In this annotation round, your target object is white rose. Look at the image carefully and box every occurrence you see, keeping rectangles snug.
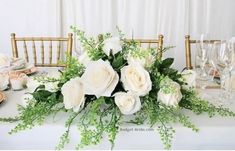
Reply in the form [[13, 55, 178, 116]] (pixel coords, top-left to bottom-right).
[[181, 70, 196, 88], [81, 59, 119, 98], [114, 92, 141, 115], [0, 54, 10, 69], [121, 63, 152, 96], [157, 78, 182, 107], [103, 37, 122, 56], [61, 77, 85, 112], [0, 73, 9, 90]]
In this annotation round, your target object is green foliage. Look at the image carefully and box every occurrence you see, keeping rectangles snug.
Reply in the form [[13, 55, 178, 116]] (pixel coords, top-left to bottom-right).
[[180, 89, 235, 117], [161, 58, 174, 69], [0, 117, 19, 123], [128, 93, 199, 149], [56, 111, 80, 150], [76, 97, 122, 149], [33, 76, 60, 84], [157, 125, 175, 149], [71, 26, 107, 60], [60, 55, 84, 83], [9, 88, 63, 135]]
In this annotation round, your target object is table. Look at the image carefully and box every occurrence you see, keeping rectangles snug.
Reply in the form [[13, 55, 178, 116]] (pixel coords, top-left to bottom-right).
[[0, 69, 235, 150]]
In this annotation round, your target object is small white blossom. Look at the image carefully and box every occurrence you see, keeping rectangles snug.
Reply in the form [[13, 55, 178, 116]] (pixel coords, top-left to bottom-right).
[[103, 37, 122, 56]]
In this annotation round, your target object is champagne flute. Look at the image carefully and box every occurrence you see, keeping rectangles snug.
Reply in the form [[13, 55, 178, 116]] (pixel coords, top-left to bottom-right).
[[195, 34, 210, 89], [227, 38, 235, 67], [227, 38, 235, 98], [211, 41, 233, 103]]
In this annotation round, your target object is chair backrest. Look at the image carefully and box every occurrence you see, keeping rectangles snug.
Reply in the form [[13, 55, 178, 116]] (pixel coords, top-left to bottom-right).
[[126, 35, 164, 60], [11, 33, 73, 67], [185, 35, 220, 69]]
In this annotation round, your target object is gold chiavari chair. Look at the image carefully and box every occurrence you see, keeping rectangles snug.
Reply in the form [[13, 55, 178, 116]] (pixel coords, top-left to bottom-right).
[[126, 35, 164, 59], [185, 35, 220, 69], [11, 33, 73, 67]]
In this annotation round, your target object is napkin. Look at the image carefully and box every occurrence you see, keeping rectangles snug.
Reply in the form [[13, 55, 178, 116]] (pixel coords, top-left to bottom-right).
[[0, 53, 10, 70], [11, 58, 26, 70]]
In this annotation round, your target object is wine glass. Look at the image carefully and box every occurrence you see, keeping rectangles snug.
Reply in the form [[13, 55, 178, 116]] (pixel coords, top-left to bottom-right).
[[227, 38, 235, 98], [227, 38, 235, 67], [195, 34, 211, 89], [211, 41, 233, 103]]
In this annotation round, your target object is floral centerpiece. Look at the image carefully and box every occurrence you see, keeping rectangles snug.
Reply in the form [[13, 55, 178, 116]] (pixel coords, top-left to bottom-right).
[[1, 26, 235, 150]]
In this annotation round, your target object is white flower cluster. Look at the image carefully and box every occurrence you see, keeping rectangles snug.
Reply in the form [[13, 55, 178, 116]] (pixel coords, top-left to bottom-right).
[[61, 58, 152, 114], [61, 37, 194, 115], [62, 37, 154, 114]]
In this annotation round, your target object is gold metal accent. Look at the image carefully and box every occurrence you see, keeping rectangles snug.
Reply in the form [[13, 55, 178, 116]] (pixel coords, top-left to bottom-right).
[[126, 34, 164, 60], [185, 35, 193, 69], [32, 40, 37, 64], [158, 35, 163, 59], [49, 41, 53, 64], [11, 33, 18, 58], [23, 40, 29, 62], [57, 42, 61, 64], [67, 33, 73, 57], [11, 33, 73, 67], [41, 40, 45, 65]]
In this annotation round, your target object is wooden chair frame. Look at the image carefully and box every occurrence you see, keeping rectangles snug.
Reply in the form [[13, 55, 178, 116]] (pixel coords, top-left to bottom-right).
[[11, 33, 73, 67], [185, 35, 220, 69]]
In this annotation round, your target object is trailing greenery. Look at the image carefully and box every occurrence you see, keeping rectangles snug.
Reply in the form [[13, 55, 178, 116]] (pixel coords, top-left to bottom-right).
[[180, 89, 235, 117], [0, 28, 235, 150], [8, 86, 64, 134], [0, 117, 19, 123], [76, 97, 122, 150]]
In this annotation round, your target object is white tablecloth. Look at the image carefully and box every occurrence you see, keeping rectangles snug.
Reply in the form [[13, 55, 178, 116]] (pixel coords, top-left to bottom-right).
[[0, 70, 235, 150]]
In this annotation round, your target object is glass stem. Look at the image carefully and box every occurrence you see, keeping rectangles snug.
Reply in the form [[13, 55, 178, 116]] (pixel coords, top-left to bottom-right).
[[220, 67, 232, 101], [201, 65, 207, 77]]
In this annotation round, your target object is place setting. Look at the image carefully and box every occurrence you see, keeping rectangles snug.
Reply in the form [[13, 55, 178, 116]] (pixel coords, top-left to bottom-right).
[[0, 55, 40, 106]]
